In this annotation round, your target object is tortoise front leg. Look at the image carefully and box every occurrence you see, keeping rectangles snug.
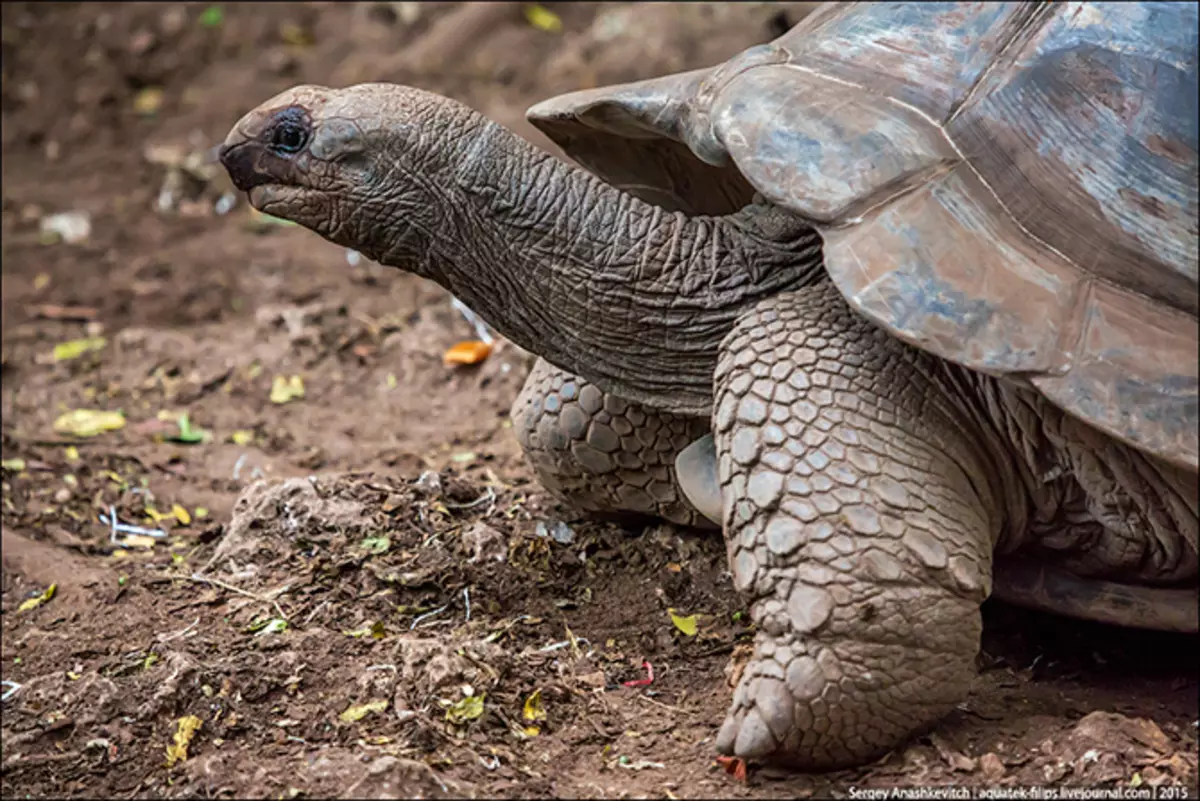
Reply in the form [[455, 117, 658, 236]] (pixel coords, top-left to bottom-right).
[[713, 281, 1002, 769], [511, 358, 714, 529]]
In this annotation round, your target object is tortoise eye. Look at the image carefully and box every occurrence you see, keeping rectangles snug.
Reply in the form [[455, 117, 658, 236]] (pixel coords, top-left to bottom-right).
[[270, 122, 308, 154]]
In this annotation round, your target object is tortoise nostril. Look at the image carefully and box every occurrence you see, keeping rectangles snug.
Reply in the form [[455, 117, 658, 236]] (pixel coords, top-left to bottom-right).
[[219, 142, 272, 192]]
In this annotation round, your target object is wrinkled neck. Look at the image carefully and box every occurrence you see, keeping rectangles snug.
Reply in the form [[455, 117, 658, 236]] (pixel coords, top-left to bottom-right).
[[380, 110, 823, 416]]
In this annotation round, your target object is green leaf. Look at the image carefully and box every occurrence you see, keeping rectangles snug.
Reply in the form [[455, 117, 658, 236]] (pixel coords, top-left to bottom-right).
[[340, 699, 388, 723], [52, 336, 106, 362], [1, 458, 26, 472], [445, 693, 485, 724], [171, 413, 211, 444], [359, 535, 391, 555], [246, 617, 288, 635], [524, 4, 562, 32], [199, 6, 224, 27], [668, 608, 698, 637]]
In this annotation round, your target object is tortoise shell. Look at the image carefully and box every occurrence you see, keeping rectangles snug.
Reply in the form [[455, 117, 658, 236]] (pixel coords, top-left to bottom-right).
[[527, 1, 1199, 470]]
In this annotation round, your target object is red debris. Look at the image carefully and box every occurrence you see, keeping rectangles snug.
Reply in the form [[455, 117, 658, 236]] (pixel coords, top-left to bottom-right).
[[622, 660, 654, 687]]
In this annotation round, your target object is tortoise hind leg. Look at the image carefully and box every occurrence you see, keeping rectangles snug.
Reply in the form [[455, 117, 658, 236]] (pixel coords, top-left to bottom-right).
[[511, 358, 714, 529], [713, 282, 1001, 770]]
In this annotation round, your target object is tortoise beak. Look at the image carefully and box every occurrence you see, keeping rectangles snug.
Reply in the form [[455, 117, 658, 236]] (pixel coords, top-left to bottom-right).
[[218, 140, 274, 193]]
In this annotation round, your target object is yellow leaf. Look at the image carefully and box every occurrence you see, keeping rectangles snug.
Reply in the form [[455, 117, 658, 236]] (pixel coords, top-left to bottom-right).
[[134, 87, 164, 116], [523, 725, 541, 737], [67, 670, 81, 680], [194, 507, 209, 519], [53, 409, 125, 438], [34, 272, 51, 290], [18, 583, 57, 612], [279, 21, 314, 46], [343, 621, 386, 640], [64, 446, 80, 463], [165, 715, 202, 767], [385, 373, 397, 389], [144, 505, 170, 523], [270, 375, 305, 404], [522, 689, 546, 722], [339, 699, 388, 722], [172, 504, 192, 525], [445, 693, 485, 724], [230, 429, 254, 446], [1, 458, 26, 472], [122, 534, 158, 550], [524, 3, 562, 32], [442, 340, 492, 366], [52, 336, 107, 362], [669, 609, 698, 637]]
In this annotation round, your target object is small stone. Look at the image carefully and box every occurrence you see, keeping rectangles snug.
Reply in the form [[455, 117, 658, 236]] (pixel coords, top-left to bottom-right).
[[979, 752, 1006, 781]]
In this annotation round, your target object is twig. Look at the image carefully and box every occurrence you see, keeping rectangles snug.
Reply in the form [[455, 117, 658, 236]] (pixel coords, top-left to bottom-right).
[[444, 486, 495, 511], [538, 637, 590, 653], [302, 600, 330, 626], [1, 681, 22, 702], [410, 604, 449, 630], [463, 587, 471, 622], [637, 694, 687, 714], [188, 574, 289, 621], [156, 616, 200, 644]]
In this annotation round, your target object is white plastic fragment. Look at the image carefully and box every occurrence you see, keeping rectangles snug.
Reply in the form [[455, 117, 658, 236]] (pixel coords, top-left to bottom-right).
[[100, 505, 167, 545], [40, 211, 91, 244]]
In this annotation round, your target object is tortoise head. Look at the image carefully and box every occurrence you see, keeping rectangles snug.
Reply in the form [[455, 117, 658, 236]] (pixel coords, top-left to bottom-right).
[[218, 83, 450, 257]]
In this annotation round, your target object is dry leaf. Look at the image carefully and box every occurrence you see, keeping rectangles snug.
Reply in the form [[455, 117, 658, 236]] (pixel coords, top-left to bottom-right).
[[134, 87, 165, 116], [270, 375, 305, 404], [443, 340, 492, 366], [165, 715, 202, 767], [445, 693, 485, 724], [30, 304, 98, 321], [18, 583, 56, 612], [522, 689, 546, 723], [340, 699, 388, 722], [53, 409, 125, 437]]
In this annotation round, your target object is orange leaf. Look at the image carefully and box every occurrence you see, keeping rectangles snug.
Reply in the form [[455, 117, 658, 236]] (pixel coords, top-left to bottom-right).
[[443, 340, 492, 366], [715, 756, 747, 782]]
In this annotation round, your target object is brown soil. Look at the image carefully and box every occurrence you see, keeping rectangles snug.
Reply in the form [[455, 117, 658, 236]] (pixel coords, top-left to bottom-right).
[[2, 3, 1197, 798]]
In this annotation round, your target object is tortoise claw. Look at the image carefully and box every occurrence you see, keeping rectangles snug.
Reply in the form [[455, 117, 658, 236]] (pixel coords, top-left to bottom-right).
[[675, 433, 723, 525]]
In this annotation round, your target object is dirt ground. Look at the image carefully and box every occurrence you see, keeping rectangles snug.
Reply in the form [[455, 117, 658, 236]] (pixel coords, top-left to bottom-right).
[[1, 3, 1197, 799]]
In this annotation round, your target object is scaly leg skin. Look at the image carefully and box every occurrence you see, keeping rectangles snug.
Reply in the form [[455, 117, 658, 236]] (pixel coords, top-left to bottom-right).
[[511, 358, 714, 529], [713, 281, 1003, 770]]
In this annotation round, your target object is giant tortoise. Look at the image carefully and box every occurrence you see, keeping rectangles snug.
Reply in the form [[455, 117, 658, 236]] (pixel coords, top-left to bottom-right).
[[218, 1, 1198, 770]]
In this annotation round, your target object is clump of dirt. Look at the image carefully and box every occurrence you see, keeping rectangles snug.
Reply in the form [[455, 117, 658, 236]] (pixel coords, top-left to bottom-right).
[[2, 2, 1197, 799]]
